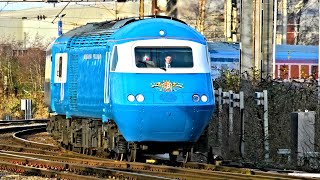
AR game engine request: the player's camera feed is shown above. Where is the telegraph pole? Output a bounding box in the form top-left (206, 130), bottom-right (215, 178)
top-left (253, 0), bottom-right (262, 75)
top-left (197, 0), bottom-right (206, 34)
top-left (282, 0), bottom-right (288, 44)
top-left (240, 0), bottom-right (254, 76)
top-left (240, 0), bottom-right (274, 78)
top-left (225, 0), bottom-right (238, 42)
top-left (167, 0), bottom-right (177, 18)
top-left (262, 0), bottom-right (274, 78)
top-left (225, 0), bottom-right (232, 41)
top-left (139, 0), bottom-right (144, 18)
top-left (151, 0), bottom-right (157, 15)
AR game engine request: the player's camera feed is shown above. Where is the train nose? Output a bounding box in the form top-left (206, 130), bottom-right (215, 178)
top-left (146, 110), bottom-right (186, 133)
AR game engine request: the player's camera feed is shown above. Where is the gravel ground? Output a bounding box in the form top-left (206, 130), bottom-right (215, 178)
top-left (0, 170), bottom-right (56, 180)
top-left (0, 132), bottom-right (59, 179)
top-left (22, 132), bottom-right (59, 146)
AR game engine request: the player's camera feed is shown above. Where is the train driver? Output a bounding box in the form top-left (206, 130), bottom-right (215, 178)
top-left (164, 55), bottom-right (172, 68)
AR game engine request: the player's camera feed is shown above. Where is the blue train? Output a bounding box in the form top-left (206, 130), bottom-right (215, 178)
top-left (209, 42), bottom-right (319, 80)
top-left (45, 16), bottom-right (215, 162)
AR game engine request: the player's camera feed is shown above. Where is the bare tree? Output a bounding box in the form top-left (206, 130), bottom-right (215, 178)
top-left (177, 0), bottom-right (225, 41)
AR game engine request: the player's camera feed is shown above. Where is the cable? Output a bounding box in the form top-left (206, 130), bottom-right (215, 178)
top-left (98, 2), bottom-right (116, 17)
top-left (0, 2), bottom-right (9, 13)
top-left (51, 2), bottom-right (70, 23)
top-left (0, 15), bottom-right (110, 20)
top-left (0, 25), bottom-right (73, 30)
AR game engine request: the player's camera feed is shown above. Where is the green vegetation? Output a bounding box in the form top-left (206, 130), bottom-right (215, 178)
top-left (0, 38), bottom-right (49, 119)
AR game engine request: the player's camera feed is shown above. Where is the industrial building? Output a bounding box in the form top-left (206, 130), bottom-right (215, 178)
top-left (0, 2), bottom-right (151, 47)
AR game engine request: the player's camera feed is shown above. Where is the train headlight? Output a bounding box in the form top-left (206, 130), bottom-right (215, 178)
top-left (127, 94), bottom-right (135, 102)
top-left (159, 30), bottom-right (166, 36)
top-left (136, 94), bottom-right (145, 102)
top-left (192, 94), bottom-right (200, 102)
top-left (201, 95), bottom-right (208, 102)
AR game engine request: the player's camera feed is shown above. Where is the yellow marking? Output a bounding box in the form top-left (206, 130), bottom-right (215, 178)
top-left (146, 159), bottom-right (157, 164)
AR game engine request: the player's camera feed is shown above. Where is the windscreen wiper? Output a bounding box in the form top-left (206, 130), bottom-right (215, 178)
top-left (160, 67), bottom-right (167, 71)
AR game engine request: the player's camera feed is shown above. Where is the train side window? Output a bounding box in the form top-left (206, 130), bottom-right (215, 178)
top-left (280, 65), bottom-right (289, 79)
top-left (58, 56), bottom-right (62, 77)
top-left (301, 65), bottom-right (309, 79)
top-left (311, 65), bottom-right (318, 79)
top-left (221, 64), bottom-right (228, 70)
top-left (290, 65), bottom-right (299, 79)
top-left (54, 53), bottom-right (68, 83)
top-left (111, 46), bottom-right (118, 71)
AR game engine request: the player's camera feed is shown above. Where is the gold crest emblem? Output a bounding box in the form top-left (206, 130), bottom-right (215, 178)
top-left (151, 80), bottom-right (183, 92)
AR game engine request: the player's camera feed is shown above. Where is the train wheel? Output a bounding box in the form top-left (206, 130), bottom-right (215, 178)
top-left (169, 154), bottom-right (177, 162)
top-left (127, 148), bottom-right (137, 162)
top-left (118, 153), bottom-right (124, 161)
top-left (183, 152), bottom-right (191, 163)
top-left (183, 148), bottom-right (193, 163)
top-left (65, 144), bottom-right (72, 151)
top-left (112, 152), bottom-right (124, 161)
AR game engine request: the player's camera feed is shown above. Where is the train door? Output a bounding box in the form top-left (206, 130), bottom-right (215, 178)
top-left (105, 46), bottom-right (118, 104)
top-left (54, 53), bottom-right (68, 102)
top-left (45, 54), bottom-right (52, 108)
top-left (104, 49), bottom-right (112, 104)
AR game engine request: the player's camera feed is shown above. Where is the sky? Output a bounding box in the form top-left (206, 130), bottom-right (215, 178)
top-left (0, 1), bottom-right (131, 11)
top-left (0, 2), bottom-right (84, 11)
top-left (0, 2), bottom-right (52, 11)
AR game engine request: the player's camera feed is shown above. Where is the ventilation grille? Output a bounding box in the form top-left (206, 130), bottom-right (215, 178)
top-left (67, 31), bottom-right (114, 49)
top-left (69, 54), bottom-right (79, 111)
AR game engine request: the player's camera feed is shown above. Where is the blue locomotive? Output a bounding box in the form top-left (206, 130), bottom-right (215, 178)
top-left (45, 16), bottom-right (215, 162)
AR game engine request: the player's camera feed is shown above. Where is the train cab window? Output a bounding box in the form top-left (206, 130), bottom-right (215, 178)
top-left (134, 47), bottom-right (193, 68)
top-left (111, 46), bottom-right (119, 71)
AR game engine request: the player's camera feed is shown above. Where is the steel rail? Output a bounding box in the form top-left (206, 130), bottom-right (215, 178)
top-left (0, 152), bottom-right (170, 180)
top-left (0, 124), bottom-right (47, 134)
top-left (12, 127), bottom-right (61, 151)
top-left (0, 119), bottom-right (49, 127)
top-left (0, 161), bottom-right (103, 180)
top-left (0, 144), bottom-right (111, 161)
top-left (0, 150), bottom-right (311, 180)
top-left (1, 124), bottom-right (313, 179)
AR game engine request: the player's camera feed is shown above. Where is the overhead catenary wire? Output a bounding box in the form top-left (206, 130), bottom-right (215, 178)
top-left (0, 2), bottom-right (9, 13)
top-left (0, 25), bottom-right (73, 30)
top-left (51, 1), bottom-right (70, 23)
top-left (0, 2), bottom-right (142, 22)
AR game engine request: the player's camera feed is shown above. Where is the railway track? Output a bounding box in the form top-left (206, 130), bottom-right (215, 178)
top-left (0, 123), bottom-right (315, 180)
top-left (0, 147), bottom-right (314, 180)
top-left (0, 119), bottom-right (49, 126)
